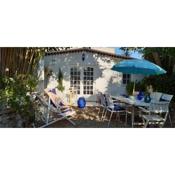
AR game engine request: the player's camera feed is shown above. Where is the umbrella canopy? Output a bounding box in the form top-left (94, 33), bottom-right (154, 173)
top-left (111, 59), bottom-right (166, 75)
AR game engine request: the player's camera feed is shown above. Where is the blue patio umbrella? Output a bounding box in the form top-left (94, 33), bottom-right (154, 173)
top-left (111, 58), bottom-right (167, 94)
top-left (112, 59), bottom-right (166, 75)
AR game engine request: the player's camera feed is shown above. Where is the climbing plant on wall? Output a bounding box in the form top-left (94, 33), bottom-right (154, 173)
top-left (57, 68), bottom-right (65, 92)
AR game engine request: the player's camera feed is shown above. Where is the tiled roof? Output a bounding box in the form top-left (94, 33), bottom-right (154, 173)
top-left (45, 47), bottom-right (133, 60)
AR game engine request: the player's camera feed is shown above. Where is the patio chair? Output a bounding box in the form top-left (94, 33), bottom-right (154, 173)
top-left (160, 93), bottom-right (173, 102)
top-left (97, 92), bottom-right (108, 119)
top-left (160, 93), bottom-right (173, 126)
top-left (33, 91), bottom-right (76, 128)
top-left (139, 101), bottom-right (170, 128)
top-left (150, 92), bottom-right (162, 102)
top-left (102, 94), bottom-right (128, 127)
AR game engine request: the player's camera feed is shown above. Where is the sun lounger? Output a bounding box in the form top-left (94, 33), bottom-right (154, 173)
top-left (33, 90), bottom-right (76, 128)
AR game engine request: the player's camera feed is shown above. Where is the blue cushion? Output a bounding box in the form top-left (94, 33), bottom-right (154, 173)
top-left (49, 88), bottom-right (56, 94)
top-left (114, 104), bottom-right (125, 111)
top-left (121, 94), bottom-right (129, 98)
top-left (159, 97), bottom-right (168, 102)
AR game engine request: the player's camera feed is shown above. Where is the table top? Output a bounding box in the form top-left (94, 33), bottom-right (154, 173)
top-left (112, 96), bottom-right (150, 107)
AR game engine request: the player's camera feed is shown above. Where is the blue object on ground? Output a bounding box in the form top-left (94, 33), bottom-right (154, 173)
top-left (77, 97), bottom-right (86, 108)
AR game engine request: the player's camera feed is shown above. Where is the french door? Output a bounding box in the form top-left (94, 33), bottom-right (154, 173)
top-left (70, 66), bottom-right (94, 97)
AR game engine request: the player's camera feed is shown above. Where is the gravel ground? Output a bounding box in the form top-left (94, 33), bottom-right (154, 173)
top-left (0, 104), bottom-right (174, 128)
top-left (46, 103), bottom-right (175, 128)
top-left (0, 106), bottom-right (175, 128)
top-left (48, 106), bottom-right (127, 128)
top-left (47, 105), bottom-right (175, 128)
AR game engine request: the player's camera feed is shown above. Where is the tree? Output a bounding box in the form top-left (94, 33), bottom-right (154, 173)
top-left (142, 47), bottom-right (175, 75)
top-left (0, 47), bottom-right (72, 77)
top-left (120, 47), bottom-right (140, 56)
top-left (120, 47), bottom-right (175, 75)
top-left (0, 47), bottom-right (45, 77)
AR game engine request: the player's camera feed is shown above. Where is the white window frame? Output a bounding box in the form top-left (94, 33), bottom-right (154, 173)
top-left (70, 67), bottom-right (81, 95)
top-left (83, 67), bottom-right (94, 95)
top-left (122, 74), bottom-right (131, 85)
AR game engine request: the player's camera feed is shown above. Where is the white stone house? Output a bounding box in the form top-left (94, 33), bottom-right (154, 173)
top-left (40, 48), bottom-right (143, 105)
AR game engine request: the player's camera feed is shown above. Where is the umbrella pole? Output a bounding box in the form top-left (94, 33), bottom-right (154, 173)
top-left (132, 80), bottom-right (135, 96)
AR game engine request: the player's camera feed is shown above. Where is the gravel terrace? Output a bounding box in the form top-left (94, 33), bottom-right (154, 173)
top-left (47, 105), bottom-right (175, 128)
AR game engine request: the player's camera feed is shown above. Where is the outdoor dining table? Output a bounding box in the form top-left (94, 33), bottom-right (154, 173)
top-left (112, 96), bottom-right (150, 127)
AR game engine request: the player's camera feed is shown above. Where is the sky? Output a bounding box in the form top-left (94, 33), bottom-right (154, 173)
top-left (115, 48), bottom-right (143, 59)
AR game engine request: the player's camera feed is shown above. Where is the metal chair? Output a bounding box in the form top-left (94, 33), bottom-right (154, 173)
top-left (160, 93), bottom-right (173, 126)
top-left (150, 92), bottom-right (162, 102)
top-left (97, 92), bottom-right (108, 119)
top-left (139, 101), bottom-right (170, 127)
top-left (103, 94), bottom-right (128, 127)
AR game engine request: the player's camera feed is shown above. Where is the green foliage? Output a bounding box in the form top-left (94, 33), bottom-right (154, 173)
top-left (126, 74), bottom-right (175, 101)
top-left (126, 82), bottom-right (134, 95)
top-left (126, 81), bottom-right (146, 95)
top-left (120, 47), bottom-right (175, 75)
top-left (0, 74), bottom-right (38, 123)
top-left (142, 47), bottom-right (175, 75)
top-left (57, 68), bottom-right (65, 92)
top-left (142, 74), bottom-right (175, 99)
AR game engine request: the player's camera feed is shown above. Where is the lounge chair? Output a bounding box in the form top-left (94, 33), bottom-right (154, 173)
top-left (44, 88), bottom-right (69, 106)
top-left (33, 90), bottom-right (76, 128)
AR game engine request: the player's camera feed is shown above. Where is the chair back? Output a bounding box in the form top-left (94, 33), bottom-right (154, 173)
top-left (161, 93), bottom-right (173, 102)
top-left (45, 88), bottom-right (68, 105)
top-left (150, 92), bottom-right (162, 102)
top-left (96, 91), bottom-right (102, 105)
top-left (149, 102), bottom-right (169, 119)
top-left (104, 94), bottom-right (114, 107)
top-left (99, 93), bottom-right (107, 107)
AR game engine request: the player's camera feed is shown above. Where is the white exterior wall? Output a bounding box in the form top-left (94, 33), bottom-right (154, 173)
top-left (44, 52), bottom-right (144, 103)
top-left (36, 59), bottom-right (45, 93)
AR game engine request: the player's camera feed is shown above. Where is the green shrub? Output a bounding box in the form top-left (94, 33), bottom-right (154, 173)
top-left (126, 82), bottom-right (134, 95)
top-left (126, 81), bottom-right (146, 95)
top-left (142, 74), bottom-right (175, 101)
top-left (0, 74), bottom-right (38, 124)
top-left (57, 68), bottom-right (65, 92)
top-left (126, 74), bottom-right (175, 101)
